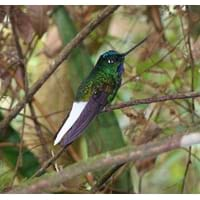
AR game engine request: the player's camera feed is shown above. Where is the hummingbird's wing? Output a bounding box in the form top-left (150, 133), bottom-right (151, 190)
top-left (54, 91), bottom-right (108, 147)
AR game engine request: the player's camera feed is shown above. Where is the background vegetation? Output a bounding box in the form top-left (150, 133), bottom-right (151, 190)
top-left (0, 5), bottom-right (200, 193)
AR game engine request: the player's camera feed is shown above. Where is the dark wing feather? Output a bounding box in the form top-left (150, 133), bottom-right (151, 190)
top-left (60, 92), bottom-right (108, 147)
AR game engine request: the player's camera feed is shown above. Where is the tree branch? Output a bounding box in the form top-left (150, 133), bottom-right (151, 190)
top-left (0, 5), bottom-right (119, 130)
top-left (104, 91), bottom-right (200, 112)
top-left (8, 132), bottom-right (200, 193)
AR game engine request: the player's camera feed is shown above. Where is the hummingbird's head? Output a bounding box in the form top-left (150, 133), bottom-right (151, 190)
top-left (96, 50), bottom-right (125, 75)
top-left (95, 37), bottom-right (148, 75)
top-left (97, 50), bottom-right (125, 65)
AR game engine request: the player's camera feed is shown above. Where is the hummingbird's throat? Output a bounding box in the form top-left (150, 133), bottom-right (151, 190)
top-left (117, 63), bottom-right (124, 75)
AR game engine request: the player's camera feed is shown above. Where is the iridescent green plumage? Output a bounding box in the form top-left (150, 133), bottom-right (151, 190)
top-left (76, 50), bottom-right (124, 103)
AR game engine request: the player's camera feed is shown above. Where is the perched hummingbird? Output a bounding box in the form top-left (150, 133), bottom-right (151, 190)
top-left (54, 37), bottom-right (147, 147)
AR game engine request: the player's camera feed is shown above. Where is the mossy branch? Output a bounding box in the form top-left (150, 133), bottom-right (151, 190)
top-left (8, 132), bottom-right (200, 193)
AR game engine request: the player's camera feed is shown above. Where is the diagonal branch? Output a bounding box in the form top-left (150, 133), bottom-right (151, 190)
top-left (8, 132), bottom-right (200, 193)
top-left (0, 5), bottom-right (119, 130)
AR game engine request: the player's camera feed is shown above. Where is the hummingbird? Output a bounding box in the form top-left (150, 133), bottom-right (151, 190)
top-left (54, 37), bottom-right (147, 147)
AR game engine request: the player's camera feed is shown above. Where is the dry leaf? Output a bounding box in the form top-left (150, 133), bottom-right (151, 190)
top-left (148, 6), bottom-right (164, 35)
top-left (0, 59), bottom-right (12, 91)
top-left (43, 25), bottom-right (62, 58)
top-left (0, 6), bottom-right (7, 23)
top-left (27, 5), bottom-right (49, 37)
top-left (0, 59), bottom-right (9, 79)
top-left (11, 6), bottom-right (34, 44)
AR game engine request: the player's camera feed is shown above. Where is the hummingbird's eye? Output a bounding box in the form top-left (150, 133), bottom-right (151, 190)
top-left (107, 59), bottom-right (114, 64)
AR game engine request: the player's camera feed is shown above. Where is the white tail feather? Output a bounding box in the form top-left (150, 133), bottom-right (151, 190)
top-left (54, 102), bottom-right (87, 145)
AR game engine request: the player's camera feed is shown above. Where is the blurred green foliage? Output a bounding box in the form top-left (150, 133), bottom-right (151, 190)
top-left (0, 112), bottom-right (41, 191)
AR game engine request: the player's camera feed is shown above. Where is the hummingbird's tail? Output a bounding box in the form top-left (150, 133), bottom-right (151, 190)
top-left (54, 102), bottom-right (87, 145)
top-left (57, 92), bottom-right (108, 147)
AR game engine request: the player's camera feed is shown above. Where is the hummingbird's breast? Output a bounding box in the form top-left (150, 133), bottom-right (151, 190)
top-left (76, 69), bottom-right (119, 102)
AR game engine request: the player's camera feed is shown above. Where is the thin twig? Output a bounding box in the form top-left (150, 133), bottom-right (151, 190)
top-left (180, 7), bottom-right (195, 193)
top-left (9, 9), bottom-right (28, 186)
top-left (31, 146), bottom-right (66, 177)
top-left (28, 102), bottom-right (51, 161)
top-left (181, 146), bottom-right (192, 193)
top-left (91, 163), bottom-right (125, 193)
top-left (187, 8), bottom-right (195, 117)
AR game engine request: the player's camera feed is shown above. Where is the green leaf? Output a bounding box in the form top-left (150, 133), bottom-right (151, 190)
top-left (0, 112), bottom-right (41, 178)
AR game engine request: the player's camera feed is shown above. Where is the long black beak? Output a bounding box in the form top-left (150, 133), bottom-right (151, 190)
top-left (120, 36), bottom-right (148, 57)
